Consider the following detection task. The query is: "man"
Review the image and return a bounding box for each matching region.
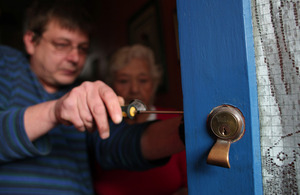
[0,1,184,194]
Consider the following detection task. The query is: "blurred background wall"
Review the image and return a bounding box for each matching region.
[0,0,183,110]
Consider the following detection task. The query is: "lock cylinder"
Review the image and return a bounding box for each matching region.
[208,105,245,142]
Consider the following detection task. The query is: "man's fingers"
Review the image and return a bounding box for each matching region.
[77,90,98,132]
[56,81,123,139]
[97,82,123,125]
[84,81,111,139]
[118,96,125,106]
[91,100,110,139]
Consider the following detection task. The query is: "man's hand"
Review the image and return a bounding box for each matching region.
[54,81,123,139]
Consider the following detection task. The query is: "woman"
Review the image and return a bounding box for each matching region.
[94,44,187,195]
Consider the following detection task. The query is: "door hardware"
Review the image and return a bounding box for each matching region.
[206,105,245,168]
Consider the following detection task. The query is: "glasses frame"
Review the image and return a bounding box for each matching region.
[40,36,90,56]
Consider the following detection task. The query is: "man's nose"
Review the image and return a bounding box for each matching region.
[66,48,81,63]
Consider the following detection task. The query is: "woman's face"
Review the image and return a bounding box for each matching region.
[112,58,154,108]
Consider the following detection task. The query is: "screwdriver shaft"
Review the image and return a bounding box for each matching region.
[137,110,184,114]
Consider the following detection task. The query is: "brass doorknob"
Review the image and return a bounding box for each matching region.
[206,105,245,168]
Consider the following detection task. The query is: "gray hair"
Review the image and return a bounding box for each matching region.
[106,44,163,93]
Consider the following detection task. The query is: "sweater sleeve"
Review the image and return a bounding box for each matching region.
[0,46,51,163]
[89,121,169,171]
[0,108,51,163]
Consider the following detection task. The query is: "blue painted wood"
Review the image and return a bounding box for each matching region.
[176,0,263,194]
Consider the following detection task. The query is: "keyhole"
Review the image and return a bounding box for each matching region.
[221,127,227,135]
[218,125,229,136]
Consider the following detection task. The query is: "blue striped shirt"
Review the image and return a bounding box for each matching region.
[0,45,160,194]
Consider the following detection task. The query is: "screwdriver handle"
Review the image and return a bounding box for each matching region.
[121,99,147,119]
[121,105,137,119]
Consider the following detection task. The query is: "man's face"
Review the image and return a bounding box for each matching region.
[112,58,154,108]
[27,21,89,93]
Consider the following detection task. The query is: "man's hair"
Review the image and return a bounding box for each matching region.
[24,0,93,41]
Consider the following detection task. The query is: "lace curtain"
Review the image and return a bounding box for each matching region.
[251,0,300,194]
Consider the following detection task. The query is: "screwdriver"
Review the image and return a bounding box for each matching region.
[121,99,183,119]
[137,110,184,114]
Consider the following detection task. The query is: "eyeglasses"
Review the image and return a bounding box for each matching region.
[41,36,90,56]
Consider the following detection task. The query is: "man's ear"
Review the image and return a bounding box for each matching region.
[23,31,36,55]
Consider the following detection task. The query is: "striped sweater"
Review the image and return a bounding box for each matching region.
[0,45,160,194]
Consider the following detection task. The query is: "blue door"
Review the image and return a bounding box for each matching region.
[177,0,263,194]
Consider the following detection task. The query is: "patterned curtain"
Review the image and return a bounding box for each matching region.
[251,0,300,194]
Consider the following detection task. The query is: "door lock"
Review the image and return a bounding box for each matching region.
[206,105,245,168]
